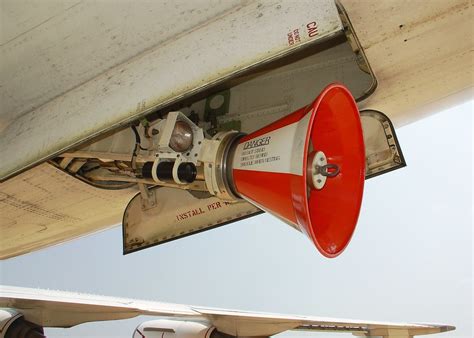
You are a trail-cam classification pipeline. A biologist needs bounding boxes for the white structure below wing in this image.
[0,285,454,337]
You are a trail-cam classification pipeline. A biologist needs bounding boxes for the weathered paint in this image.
[0,0,244,126]
[122,186,260,254]
[0,0,342,181]
[0,163,135,259]
[0,0,472,258]
[341,0,473,124]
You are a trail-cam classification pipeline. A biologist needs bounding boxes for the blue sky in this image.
[0,100,472,338]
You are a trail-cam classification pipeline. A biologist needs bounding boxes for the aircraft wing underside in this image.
[0,0,472,259]
[1,0,472,181]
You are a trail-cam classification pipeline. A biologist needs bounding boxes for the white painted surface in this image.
[0,0,243,124]
[0,285,454,337]
[0,164,135,259]
[0,0,341,180]
[233,113,310,175]
[342,0,473,123]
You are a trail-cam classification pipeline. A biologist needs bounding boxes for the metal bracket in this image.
[138,183,156,210]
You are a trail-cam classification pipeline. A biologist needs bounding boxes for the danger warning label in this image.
[239,145,281,168]
[232,113,310,175]
[243,136,271,150]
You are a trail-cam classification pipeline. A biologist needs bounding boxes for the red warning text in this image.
[306,21,319,37]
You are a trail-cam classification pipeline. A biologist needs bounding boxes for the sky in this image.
[0,100,472,338]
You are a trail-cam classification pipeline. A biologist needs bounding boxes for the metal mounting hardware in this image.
[317,163,340,177]
[308,151,340,190]
[137,183,156,210]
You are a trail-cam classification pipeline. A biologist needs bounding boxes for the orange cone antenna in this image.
[227,84,365,257]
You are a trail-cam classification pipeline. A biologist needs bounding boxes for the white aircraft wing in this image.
[0,285,454,337]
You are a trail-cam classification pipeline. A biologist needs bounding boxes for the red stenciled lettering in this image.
[306,21,318,37]
[207,202,222,211]
[287,32,294,46]
[293,28,300,43]
[175,208,205,221]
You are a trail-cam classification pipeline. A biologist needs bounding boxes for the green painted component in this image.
[204,89,231,135]
[204,90,231,120]
[218,120,241,132]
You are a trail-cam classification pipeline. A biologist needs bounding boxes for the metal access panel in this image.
[360,110,406,178]
[123,187,260,254]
